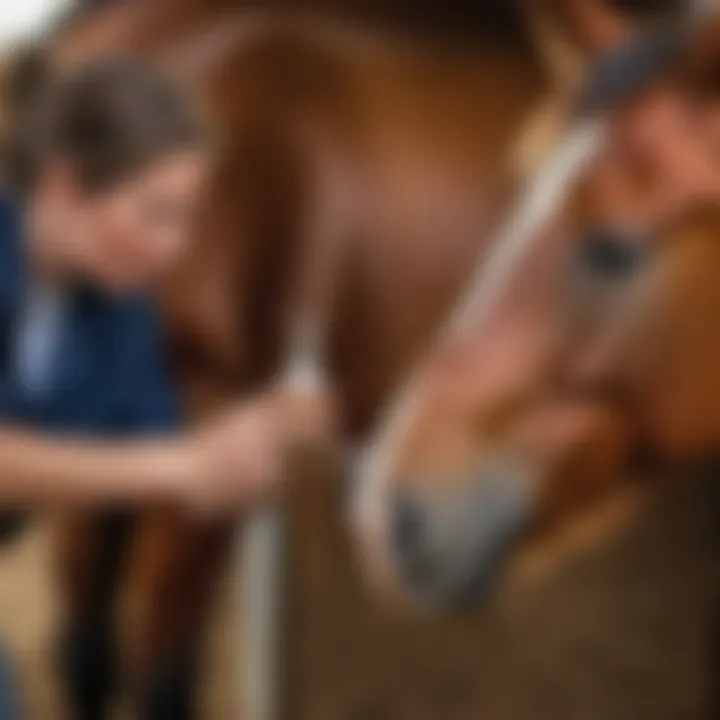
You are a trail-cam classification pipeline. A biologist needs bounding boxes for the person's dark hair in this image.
[1,48,206,194]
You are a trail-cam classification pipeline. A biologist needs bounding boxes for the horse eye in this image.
[578,227,647,280]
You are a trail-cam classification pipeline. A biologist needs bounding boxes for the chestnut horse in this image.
[32,1,562,717]
[354,3,720,608]
[15,0,676,717]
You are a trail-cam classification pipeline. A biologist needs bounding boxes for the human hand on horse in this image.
[184,382,338,515]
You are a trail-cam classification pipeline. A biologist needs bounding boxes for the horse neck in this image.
[57,10,550,429]
[324,46,549,435]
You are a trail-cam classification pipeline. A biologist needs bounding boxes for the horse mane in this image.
[60,0,686,65]
[54,0,234,35]
[64,0,534,52]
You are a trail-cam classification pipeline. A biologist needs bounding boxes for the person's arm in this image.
[0,386,332,510]
[0,425,194,506]
[0,299,335,510]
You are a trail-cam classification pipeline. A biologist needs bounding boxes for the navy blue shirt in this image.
[0,196,185,711]
[0,194,181,437]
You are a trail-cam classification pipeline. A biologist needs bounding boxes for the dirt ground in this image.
[282,469,717,720]
[0,468,715,720]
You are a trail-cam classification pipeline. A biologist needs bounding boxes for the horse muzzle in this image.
[388,454,537,607]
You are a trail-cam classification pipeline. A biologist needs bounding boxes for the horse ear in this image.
[524,0,632,91]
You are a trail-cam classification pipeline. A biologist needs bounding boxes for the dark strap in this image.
[578,25,688,116]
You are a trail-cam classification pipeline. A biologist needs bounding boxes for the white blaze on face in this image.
[448,120,607,339]
[352,120,608,553]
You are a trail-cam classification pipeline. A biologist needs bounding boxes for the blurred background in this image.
[0,1,71,44]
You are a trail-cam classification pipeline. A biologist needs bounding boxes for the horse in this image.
[353,1,720,609]
[22,1,575,716]
[9,0,674,716]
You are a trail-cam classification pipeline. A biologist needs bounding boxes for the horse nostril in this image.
[391,493,445,591]
[391,494,427,562]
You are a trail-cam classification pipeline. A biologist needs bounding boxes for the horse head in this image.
[353,5,720,608]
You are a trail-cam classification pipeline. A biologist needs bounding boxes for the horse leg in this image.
[55,511,136,720]
[128,510,236,720]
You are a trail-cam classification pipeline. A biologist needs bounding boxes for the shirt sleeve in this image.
[111,295,183,434]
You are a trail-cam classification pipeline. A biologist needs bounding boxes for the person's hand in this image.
[183,394,287,515]
[179,382,337,515]
[272,380,338,452]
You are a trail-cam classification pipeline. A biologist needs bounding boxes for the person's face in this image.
[39,150,206,292]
